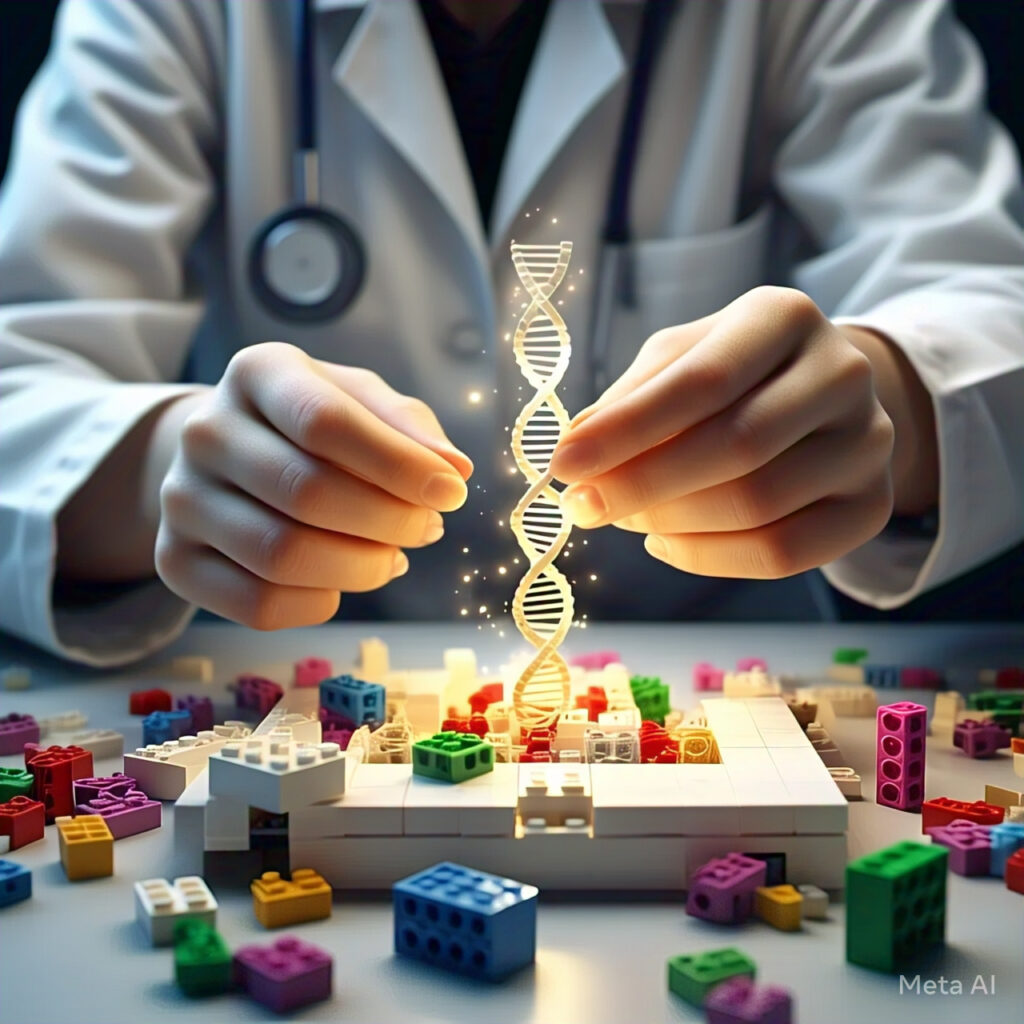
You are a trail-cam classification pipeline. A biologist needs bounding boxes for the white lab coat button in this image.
[445,324,484,359]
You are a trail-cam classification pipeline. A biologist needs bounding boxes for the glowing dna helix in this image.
[509,241,575,731]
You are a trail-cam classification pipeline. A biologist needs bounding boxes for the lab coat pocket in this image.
[595,203,772,389]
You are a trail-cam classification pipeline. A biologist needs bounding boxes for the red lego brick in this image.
[129,689,172,715]
[996,667,1024,690]
[0,796,45,850]
[518,752,553,763]
[1006,848,1024,895]
[468,692,489,715]
[1013,738,1024,755]
[441,717,470,734]
[574,686,608,721]
[24,745,94,822]
[467,714,489,738]
[921,797,1004,834]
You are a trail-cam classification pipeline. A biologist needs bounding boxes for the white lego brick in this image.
[700,699,764,747]
[597,708,641,730]
[816,685,876,718]
[769,747,835,782]
[797,884,829,919]
[723,670,781,698]
[0,836,9,855]
[169,656,215,683]
[517,763,593,826]
[1007,806,1024,823]
[69,729,124,760]
[745,697,802,729]
[134,876,218,945]
[289,763,410,838]
[358,637,389,683]
[208,738,346,814]
[784,779,849,834]
[125,730,247,800]
[402,764,518,837]
[827,767,863,800]
[1015,752,1024,779]
[172,770,208,875]
[204,793,250,851]
[1,665,30,691]
[37,710,88,738]
[722,747,795,835]
[443,647,478,709]
[826,663,865,685]
[254,708,321,744]
[984,784,1024,809]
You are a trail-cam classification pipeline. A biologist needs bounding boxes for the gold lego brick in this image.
[56,814,113,881]
[251,868,332,929]
[754,884,803,931]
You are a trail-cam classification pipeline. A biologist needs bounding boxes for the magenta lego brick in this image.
[567,651,621,669]
[0,714,40,756]
[926,819,992,876]
[73,774,138,802]
[233,936,332,1012]
[175,695,214,734]
[319,707,352,731]
[705,976,793,1024]
[294,657,333,688]
[322,728,353,749]
[735,657,767,673]
[953,719,1012,759]
[694,662,724,692]
[685,853,767,925]
[234,675,284,717]
[75,790,161,839]
[875,702,927,811]
[899,667,943,689]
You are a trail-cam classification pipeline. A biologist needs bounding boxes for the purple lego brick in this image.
[926,819,992,876]
[176,695,214,734]
[694,662,725,692]
[736,657,767,673]
[705,977,793,1024]
[73,774,138,802]
[875,701,927,811]
[953,719,1012,759]
[685,853,767,924]
[234,675,283,717]
[0,714,40,756]
[294,657,333,688]
[75,789,161,839]
[234,936,332,1012]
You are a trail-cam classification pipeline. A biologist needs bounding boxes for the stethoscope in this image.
[248,0,679,355]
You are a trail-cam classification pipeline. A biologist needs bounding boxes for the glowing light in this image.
[478,605,487,614]
[460,608,468,616]
[462,547,470,554]
[589,573,598,581]
[498,566,507,575]
[462,574,471,583]
[551,217,558,224]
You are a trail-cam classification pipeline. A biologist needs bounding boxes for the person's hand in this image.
[156,342,472,628]
[549,287,896,578]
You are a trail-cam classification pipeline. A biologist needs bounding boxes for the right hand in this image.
[155,342,473,629]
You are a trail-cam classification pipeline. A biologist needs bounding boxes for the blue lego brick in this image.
[0,859,31,908]
[864,665,901,688]
[989,823,1024,877]
[393,861,537,980]
[319,675,385,727]
[142,710,193,746]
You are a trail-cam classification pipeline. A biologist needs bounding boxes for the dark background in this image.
[1,0,1022,622]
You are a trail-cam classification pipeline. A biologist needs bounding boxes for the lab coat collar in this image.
[329,0,626,261]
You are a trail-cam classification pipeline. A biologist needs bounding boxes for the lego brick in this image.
[412,732,494,783]
[930,691,965,741]
[174,919,232,996]
[754,884,802,930]
[826,663,866,685]
[694,662,725,691]
[125,730,247,801]
[797,884,828,919]
[204,794,251,852]
[864,664,901,688]
[393,861,537,980]
[705,976,794,1024]
[234,936,333,1012]
[358,637,389,682]
[875,701,927,812]
[56,814,114,880]
[176,696,214,734]
[58,729,124,760]
[208,738,346,814]
[954,719,1012,758]
[1013,736,1024,754]
[989,822,1024,877]
[0,713,40,756]
[985,784,1024,809]
[0,767,34,802]
[251,869,332,928]
[1017,752,1024,779]
[130,688,172,715]
[585,728,639,764]
[0,797,45,851]
[294,656,333,688]
[0,858,32,908]
[134,876,218,945]
[832,647,868,664]
[518,763,593,829]
[828,767,863,800]
[320,674,385,727]
[667,948,756,1007]
[76,788,161,839]
[25,744,93,821]
[846,840,947,972]
[167,655,214,683]
[1008,805,1024,823]
[289,762,409,839]
[403,764,517,837]
[0,665,30,691]
[723,669,781,699]
[257,709,322,745]
[142,709,193,746]
[1006,848,1024,894]
[921,797,1004,833]
[815,685,876,717]
[723,747,796,836]
[629,675,670,724]
[234,675,284,718]
[701,699,763,747]
[899,666,943,689]
[685,852,766,924]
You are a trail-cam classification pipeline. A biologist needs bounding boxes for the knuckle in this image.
[394,394,433,421]
[727,411,767,468]
[620,469,659,515]
[153,527,184,583]
[158,476,193,522]
[748,530,797,579]
[838,349,874,390]
[292,389,343,450]
[724,476,772,529]
[684,350,732,404]
[180,409,221,452]
[751,285,821,326]
[253,522,305,581]
[870,408,896,456]
[642,326,680,356]
[275,458,321,518]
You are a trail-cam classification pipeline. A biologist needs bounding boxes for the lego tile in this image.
[700,699,764,747]
[134,876,218,945]
[288,763,410,838]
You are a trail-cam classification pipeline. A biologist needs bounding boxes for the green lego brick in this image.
[833,647,869,664]
[629,675,670,725]
[174,919,232,996]
[0,767,34,802]
[966,691,1024,736]
[666,948,756,1006]
[846,841,947,973]
[412,732,494,783]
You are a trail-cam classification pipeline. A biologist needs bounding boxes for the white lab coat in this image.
[1,0,1022,666]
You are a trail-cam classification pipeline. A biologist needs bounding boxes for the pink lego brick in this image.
[294,657,333,688]
[321,728,353,749]
[568,651,621,670]
[694,662,725,692]
[76,789,161,839]
[176,695,214,733]
[899,667,943,689]
[735,658,767,673]
[73,774,139,802]
[0,714,40,756]
[233,936,332,1012]
[953,719,1012,759]
[875,701,927,812]
[926,818,992,876]
[685,853,767,925]
[705,976,793,1024]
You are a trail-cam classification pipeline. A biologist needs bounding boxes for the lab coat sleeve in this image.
[764,0,1024,609]
[0,0,223,664]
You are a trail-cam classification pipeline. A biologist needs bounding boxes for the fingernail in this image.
[420,514,445,545]
[561,485,607,528]
[645,535,668,560]
[550,441,600,481]
[391,550,409,578]
[421,472,467,511]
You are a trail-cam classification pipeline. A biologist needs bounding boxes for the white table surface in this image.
[1,621,1023,1024]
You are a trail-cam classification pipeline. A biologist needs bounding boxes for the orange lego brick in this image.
[56,814,113,881]
[251,868,332,929]
[753,884,803,931]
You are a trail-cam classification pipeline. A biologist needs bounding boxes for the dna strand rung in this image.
[509,241,575,732]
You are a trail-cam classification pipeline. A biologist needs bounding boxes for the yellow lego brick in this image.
[251,868,332,929]
[754,884,803,931]
[56,814,113,881]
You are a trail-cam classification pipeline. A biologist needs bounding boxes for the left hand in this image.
[549,286,896,578]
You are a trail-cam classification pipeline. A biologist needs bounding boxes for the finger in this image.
[561,349,866,527]
[163,475,408,591]
[226,344,468,511]
[552,287,821,482]
[155,531,342,631]
[319,362,474,481]
[643,483,894,579]
[184,409,445,547]
[613,421,890,534]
